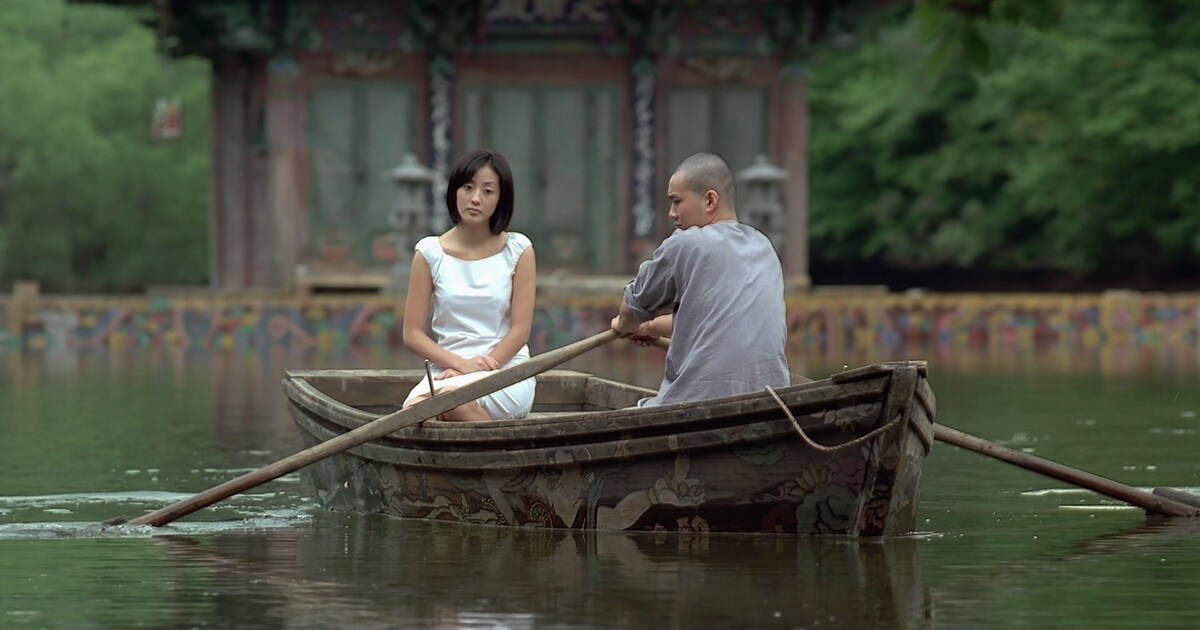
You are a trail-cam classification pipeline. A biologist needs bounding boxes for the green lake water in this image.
[2,343,1199,629]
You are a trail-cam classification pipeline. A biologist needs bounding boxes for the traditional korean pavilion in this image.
[93,0,855,290]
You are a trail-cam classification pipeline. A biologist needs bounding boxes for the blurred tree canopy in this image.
[915,0,1063,70]
[809,0,1200,289]
[0,0,209,292]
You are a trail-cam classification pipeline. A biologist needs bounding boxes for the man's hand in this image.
[611,313,641,336]
[625,321,662,347]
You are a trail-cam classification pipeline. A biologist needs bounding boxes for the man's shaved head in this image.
[672,152,736,210]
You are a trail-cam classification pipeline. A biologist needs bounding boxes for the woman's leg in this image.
[440,401,491,422]
[402,371,493,419]
[476,378,536,420]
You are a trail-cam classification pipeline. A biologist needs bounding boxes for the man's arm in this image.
[612,299,643,335]
[637,313,673,338]
[613,232,680,335]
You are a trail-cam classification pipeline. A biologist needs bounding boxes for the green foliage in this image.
[809,0,1200,284]
[0,0,209,292]
[915,0,1063,71]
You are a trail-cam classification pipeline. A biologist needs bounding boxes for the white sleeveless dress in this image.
[402,232,535,419]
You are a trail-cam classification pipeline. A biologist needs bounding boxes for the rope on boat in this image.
[765,386,905,453]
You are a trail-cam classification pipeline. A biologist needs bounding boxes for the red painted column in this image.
[265,57,307,288]
[779,64,811,290]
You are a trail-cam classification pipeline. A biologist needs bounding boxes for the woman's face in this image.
[455,165,500,227]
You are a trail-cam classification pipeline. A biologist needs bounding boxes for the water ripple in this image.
[0,490,315,539]
[0,510,313,540]
[0,490,281,507]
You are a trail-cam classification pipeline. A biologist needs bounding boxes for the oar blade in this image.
[934,424,1199,518]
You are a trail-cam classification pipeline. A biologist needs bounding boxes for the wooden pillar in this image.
[244,58,270,288]
[266,57,307,288]
[210,54,268,289]
[613,0,679,269]
[405,0,479,236]
[211,56,247,288]
[427,54,455,234]
[629,57,659,266]
[779,64,811,290]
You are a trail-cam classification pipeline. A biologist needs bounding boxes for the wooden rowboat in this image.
[283,361,936,536]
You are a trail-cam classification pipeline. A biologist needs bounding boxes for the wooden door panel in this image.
[543,90,588,264]
[590,90,617,269]
[664,86,767,224]
[310,84,356,228]
[459,84,616,271]
[308,80,414,268]
[666,89,712,178]
[461,89,484,152]
[364,84,412,222]
[490,89,537,232]
[716,88,766,175]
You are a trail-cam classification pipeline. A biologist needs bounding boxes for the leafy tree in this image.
[809,0,1200,288]
[915,0,1063,70]
[0,0,210,292]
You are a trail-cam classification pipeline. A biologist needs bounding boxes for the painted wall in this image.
[5,292,1198,374]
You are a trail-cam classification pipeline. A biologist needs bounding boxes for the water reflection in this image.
[154,513,933,630]
[1063,517,1200,561]
[5,336,1200,395]
[790,340,1200,379]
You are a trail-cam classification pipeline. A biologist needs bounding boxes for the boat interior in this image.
[287,370,657,417]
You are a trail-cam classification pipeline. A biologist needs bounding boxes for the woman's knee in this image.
[442,402,490,422]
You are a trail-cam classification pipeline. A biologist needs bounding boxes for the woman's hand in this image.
[477,355,502,371]
[455,355,501,374]
[435,368,463,380]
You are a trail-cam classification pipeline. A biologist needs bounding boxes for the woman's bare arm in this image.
[402,253,473,372]
[487,247,536,366]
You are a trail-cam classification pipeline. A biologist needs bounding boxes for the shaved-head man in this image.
[612,152,789,406]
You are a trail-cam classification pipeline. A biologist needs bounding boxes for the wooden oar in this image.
[1153,486,1200,510]
[111,329,620,527]
[641,334,1198,517]
[934,425,1197,518]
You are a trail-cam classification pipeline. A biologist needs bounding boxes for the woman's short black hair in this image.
[445,149,515,234]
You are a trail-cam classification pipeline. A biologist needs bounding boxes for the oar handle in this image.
[124,329,619,527]
[934,425,1198,518]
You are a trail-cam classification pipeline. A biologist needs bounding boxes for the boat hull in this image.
[285,363,935,536]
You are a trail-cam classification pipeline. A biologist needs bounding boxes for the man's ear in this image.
[705,189,719,211]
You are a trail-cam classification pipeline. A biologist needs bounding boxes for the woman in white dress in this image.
[400,149,537,421]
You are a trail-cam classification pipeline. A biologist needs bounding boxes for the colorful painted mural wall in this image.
[3,292,1198,374]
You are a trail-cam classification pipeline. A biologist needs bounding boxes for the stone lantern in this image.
[385,153,437,288]
[737,154,789,254]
